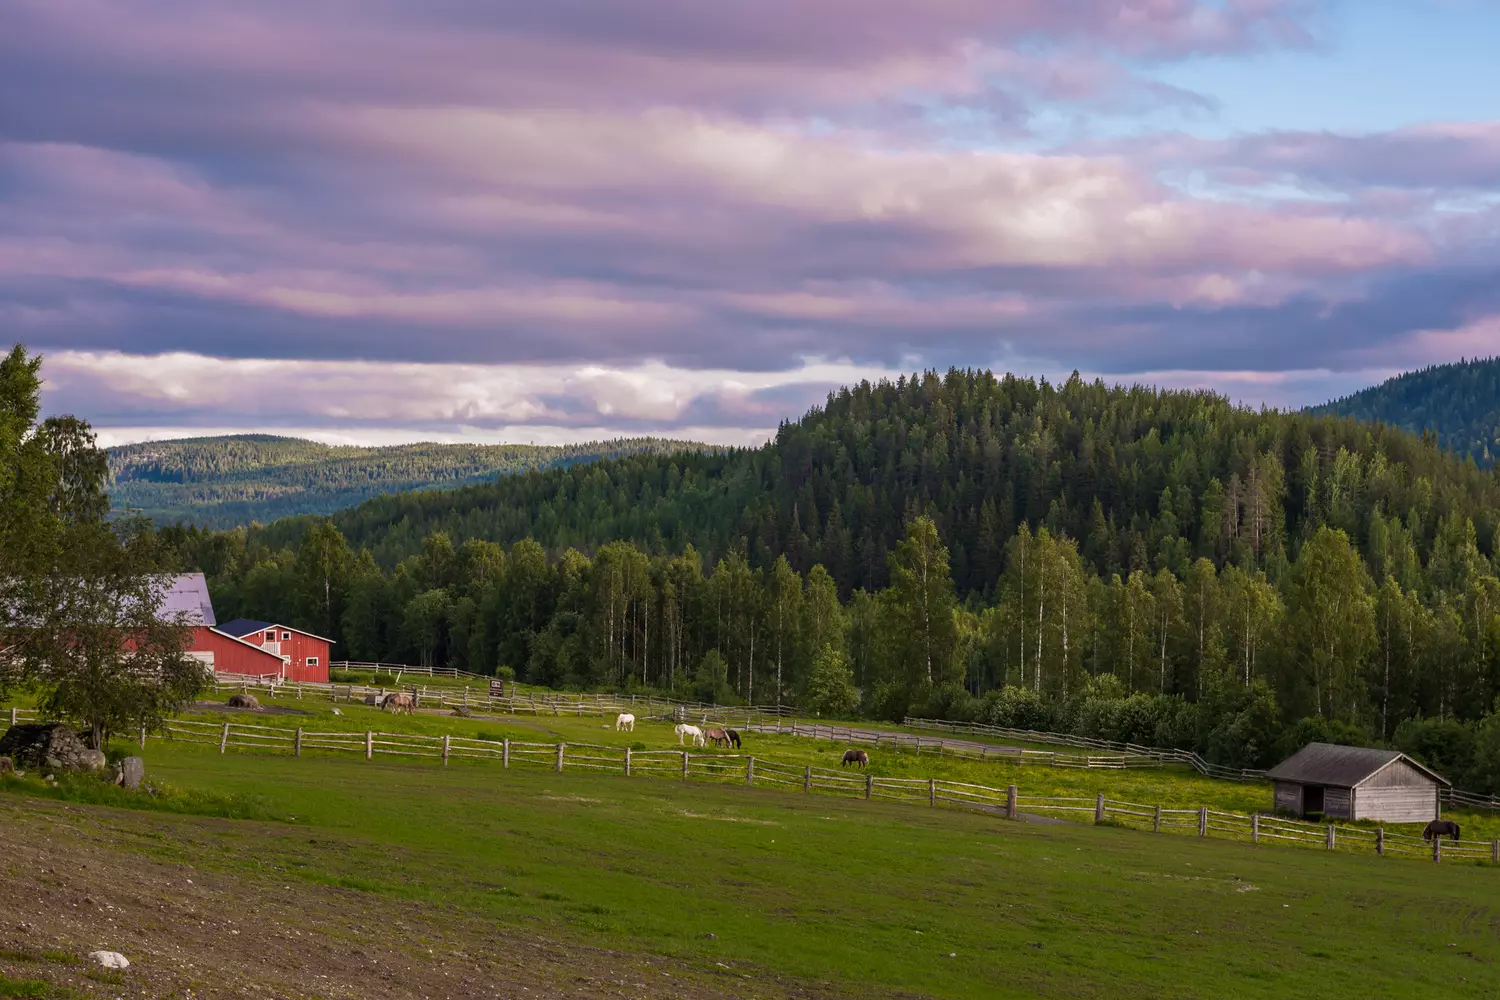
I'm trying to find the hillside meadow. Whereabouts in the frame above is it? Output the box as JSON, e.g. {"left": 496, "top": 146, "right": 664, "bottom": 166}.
{"left": 3, "top": 741, "right": 1499, "bottom": 999}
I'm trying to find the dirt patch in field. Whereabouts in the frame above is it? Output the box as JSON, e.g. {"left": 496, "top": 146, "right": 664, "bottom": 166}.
{"left": 0, "top": 796, "right": 877, "bottom": 1000}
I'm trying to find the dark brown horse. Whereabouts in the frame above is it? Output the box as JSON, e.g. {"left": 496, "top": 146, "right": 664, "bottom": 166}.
{"left": 1423, "top": 819, "right": 1461, "bottom": 842}
{"left": 703, "top": 727, "right": 730, "bottom": 748}
{"left": 725, "top": 729, "right": 741, "bottom": 749}
{"left": 841, "top": 749, "right": 868, "bottom": 768}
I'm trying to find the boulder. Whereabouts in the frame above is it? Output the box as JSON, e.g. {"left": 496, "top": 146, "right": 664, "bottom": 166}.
{"left": 451, "top": 706, "right": 473, "bottom": 718}
{"left": 0, "top": 756, "right": 13, "bottom": 775}
{"left": 226, "top": 693, "right": 261, "bottom": 710}
{"left": 0, "top": 724, "right": 107, "bottom": 773}
{"left": 89, "top": 950, "right": 130, "bottom": 970}
{"left": 114, "top": 755, "right": 146, "bottom": 791}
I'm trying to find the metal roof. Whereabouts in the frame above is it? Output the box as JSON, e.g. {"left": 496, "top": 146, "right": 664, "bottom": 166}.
{"left": 1266, "top": 742, "right": 1450, "bottom": 788}
{"left": 160, "top": 573, "right": 216, "bottom": 626}
{"left": 217, "top": 618, "right": 274, "bottom": 638}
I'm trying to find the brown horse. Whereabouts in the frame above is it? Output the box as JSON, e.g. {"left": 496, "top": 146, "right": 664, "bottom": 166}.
{"left": 703, "top": 727, "right": 730, "bottom": 748}
{"left": 841, "top": 749, "right": 868, "bottom": 768}
{"left": 380, "top": 692, "right": 416, "bottom": 715}
{"left": 725, "top": 728, "right": 741, "bottom": 749}
{"left": 1423, "top": 819, "right": 1461, "bottom": 842}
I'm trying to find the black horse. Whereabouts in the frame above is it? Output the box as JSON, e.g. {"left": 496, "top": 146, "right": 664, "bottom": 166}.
{"left": 725, "top": 728, "right": 741, "bottom": 749}
{"left": 1423, "top": 819, "right": 1461, "bottom": 842}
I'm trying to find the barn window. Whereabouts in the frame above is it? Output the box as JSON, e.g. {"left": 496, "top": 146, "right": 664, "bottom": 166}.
{"left": 282, "top": 631, "right": 292, "bottom": 641}
{"left": 265, "top": 631, "right": 276, "bottom": 642}
{"left": 307, "top": 657, "right": 319, "bottom": 667}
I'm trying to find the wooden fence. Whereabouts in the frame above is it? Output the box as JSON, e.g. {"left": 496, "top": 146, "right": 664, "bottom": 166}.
{"left": 126, "top": 717, "right": 1496, "bottom": 868}
{"left": 207, "top": 677, "right": 796, "bottom": 721}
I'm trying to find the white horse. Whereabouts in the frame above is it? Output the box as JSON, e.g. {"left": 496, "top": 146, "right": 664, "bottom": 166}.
{"left": 615, "top": 712, "right": 635, "bottom": 732}
{"left": 675, "top": 723, "right": 706, "bottom": 747}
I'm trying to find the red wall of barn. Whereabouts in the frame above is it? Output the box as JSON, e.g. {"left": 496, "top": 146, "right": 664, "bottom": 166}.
{"left": 234, "top": 626, "right": 331, "bottom": 682}
{"left": 188, "top": 627, "right": 285, "bottom": 677}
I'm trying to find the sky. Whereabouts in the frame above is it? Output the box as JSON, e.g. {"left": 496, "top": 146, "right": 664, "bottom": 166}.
{"left": 4, "top": 1, "right": 1500, "bottom": 448}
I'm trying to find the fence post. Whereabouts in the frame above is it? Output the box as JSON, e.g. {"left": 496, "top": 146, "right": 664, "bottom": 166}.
{"left": 366, "top": 731, "right": 373, "bottom": 760}
{"left": 1006, "top": 784, "right": 1018, "bottom": 821}
{"left": 804, "top": 765, "right": 812, "bottom": 793}
{"left": 746, "top": 757, "right": 755, "bottom": 786}
{"left": 556, "top": 743, "right": 565, "bottom": 772}
{"left": 1492, "top": 840, "right": 1498, "bottom": 864}
{"left": 1376, "top": 826, "right": 1385, "bottom": 856}
{"left": 865, "top": 774, "right": 873, "bottom": 800}
{"left": 1154, "top": 805, "right": 1162, "bottom": 833}
{"left": 1251, "top": 813, "right": 1259, "bottom": 844}
{"left": 1198, "top": 806, "right": 1208, "bottom": 837}
{"left": 295, "top": 727, "right": 303, "bottom": 757}
{"left": 9, "top": 707, "right": 16, "bottom": 726}
{"left": 503, "top": 738, "right": 510, "bottom": 769}
{"left": 442, "top": 734, "right": 450, "bottom": 766}
{"left": 139, "top": 725, "right": 147, "bottom": 749}
{"left": 464, "top": 686, "right": 469, "bottom": 707}
{"left": 219, "top": 723, "right": 230, "bottom": 754}
{"left": 1434, "top": 837, "right": 1442, "bottom": 863}
{"left": 682, "top": 752, "right": 689, "bottom": 780}
{"left": 1094, "top": 793, "right": 1105, "bottom": 824}
{"left": 1326, "top": 825, "right": 1335, "bottom": 851}
{"left": 625, "top": 748, "right": 632, "bottom": 777}
{"left": 927, "top": 778, "right": 936, "bottom": 807}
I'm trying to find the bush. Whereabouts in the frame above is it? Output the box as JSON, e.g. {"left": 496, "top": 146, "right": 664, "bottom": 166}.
{"left": 1273, "top": 716, "right": 1371, "bottom": 762}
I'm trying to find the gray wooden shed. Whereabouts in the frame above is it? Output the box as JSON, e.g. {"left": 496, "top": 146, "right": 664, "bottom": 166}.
{"left": 1265, "top": 743, "right": 1449, "bottom": 823}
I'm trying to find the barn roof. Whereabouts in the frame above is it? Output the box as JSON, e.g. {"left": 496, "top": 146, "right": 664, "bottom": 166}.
{"left": 1266, "top": 742, "right": 1450, "bottom": 788}
{"left": 161, "top": 573, "right": 216, "bottom": 626}
{"left": 217, "top": 619, "right": 274, "bottom": 638}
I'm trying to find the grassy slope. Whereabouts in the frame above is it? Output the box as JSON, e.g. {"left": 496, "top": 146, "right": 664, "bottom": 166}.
{"left": 38, "top": 739, "right": 1496, "bottom": 1000}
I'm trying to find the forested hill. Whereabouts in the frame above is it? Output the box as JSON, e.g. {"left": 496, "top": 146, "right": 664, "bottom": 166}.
{"left": 109, "top": 434, "right": 702, "bottom": 528}
{"left": 1309, "top": 356, "right": 1500, "bottom": 465}
{"left": 170, "top": 369, "right": 1500, "bottom": 777}
{"left": 250, "top": 369, "right": 1500, "bottom": 595}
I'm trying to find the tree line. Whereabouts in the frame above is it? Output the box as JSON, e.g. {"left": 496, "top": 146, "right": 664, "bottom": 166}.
{"left": 168, "top": 368, "right": 1500, "bottom": 786}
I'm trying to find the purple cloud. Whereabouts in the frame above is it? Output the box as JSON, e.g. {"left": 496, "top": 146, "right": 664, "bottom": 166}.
{"left": 2, "top": 1, "right": 1498, "bottom": 441}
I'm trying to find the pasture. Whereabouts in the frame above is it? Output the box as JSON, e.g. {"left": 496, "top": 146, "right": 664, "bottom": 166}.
{"left": 2, "top": 740, "right": 1499, "bottom": 999}
{"left": 161, "top": 695, "right": 1500, "bottom": 841}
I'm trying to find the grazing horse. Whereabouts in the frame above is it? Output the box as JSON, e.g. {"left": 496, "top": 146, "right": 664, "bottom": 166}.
{"left": 841, "top": 749, "right": 869, "bottom": 768}
{"left": 1423, "top": 819, "right": 1461, "bottom": 842}
{"left": 703, "top": 727, "right": 730, "bottom": 748}
{"left": 675, "top": 724, "right": 706, "bottom": 748}
{"left": 615, "top": 713, "right": 635, "bottom": 732}
{"left": 380, "top": 692, "right": 415, "bottom": 715}
{"left": 725, "top": 728, "right": 741, "bottom": 749}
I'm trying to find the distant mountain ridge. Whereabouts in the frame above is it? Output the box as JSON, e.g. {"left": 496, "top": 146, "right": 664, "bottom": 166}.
{"left": 1308, "top": 357, "right": 1500, "bottom": 466}
{"left": 108, "top": 434, "right": 705, "bottom": 527}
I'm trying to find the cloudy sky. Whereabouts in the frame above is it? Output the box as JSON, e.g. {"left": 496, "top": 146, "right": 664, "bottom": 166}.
{"left": 6, "top": 1, "right": 1500, "bottom": 447}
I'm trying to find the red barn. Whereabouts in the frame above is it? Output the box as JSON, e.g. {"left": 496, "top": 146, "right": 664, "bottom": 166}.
{"left": 163, "top": 574, "right": 333, "bottom": 682}
{"left": 216, "top": 619, "right": 333, "bottom": 682}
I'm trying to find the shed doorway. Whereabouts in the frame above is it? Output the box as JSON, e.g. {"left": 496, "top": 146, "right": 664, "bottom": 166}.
{"left": 1303, "top": 785, "right": 1325, "bottom": 816}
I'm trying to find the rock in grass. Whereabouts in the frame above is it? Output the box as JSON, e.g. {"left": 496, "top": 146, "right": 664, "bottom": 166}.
{"left": 89, "top": 950, "right": 130, "bottom": 970}
{"left": 0, "top": 755, "right": 13, "bottom": 775}
{"left": 115, "top": 756, "right": 145, "bottom": 790}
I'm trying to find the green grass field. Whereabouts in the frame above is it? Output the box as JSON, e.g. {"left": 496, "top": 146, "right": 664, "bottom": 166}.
{"left": 161, "top": 696, "right": 1500, "bottom": 843}
{"left": 6, "top": 739, "right": 1497, "bottom": 999}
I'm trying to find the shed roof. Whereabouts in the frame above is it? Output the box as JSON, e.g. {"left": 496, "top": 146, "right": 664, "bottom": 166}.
{"left": 1266, "top": 742, "right": 1450, "bottom": 788}
{"left": 161, "top": 573, "right": 216, "bottom": 626}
